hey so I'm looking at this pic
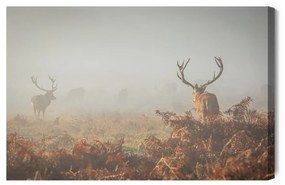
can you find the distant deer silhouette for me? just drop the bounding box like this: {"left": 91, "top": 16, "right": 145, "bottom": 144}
{"left": 66, "top": 88, "right": 85, "bottom": 103}
{"left": 177, "top": 57, "right": 223, "bottom": 122}
{"left": 31, "top": 75, "right": 57, "bottom": 120}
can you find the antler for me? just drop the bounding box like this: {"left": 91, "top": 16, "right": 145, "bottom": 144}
{"left": 31, "top": 76, "right": 57, "bottom": 92}
{"left": 31, "top": 76, "right": 49, "bottom": 92}
{"left": 200, "top": 57, "right": 223, "bottom": 88}
{"left": 48, "top": 75, "right": 58, "bottom": 92}
{"left": 177, "top": 58, "right": 195, "bottom": 89}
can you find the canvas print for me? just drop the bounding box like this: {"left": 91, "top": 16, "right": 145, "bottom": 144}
{"left": 7, "top": 7, "right": 275, "bottom": 180}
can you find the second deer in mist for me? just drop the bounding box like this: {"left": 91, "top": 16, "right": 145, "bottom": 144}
{"left": 177, "top": 57, "right": 224, "bottom": 122}
{"left": 31, "top": 75, "right": 57, "bottom": 120}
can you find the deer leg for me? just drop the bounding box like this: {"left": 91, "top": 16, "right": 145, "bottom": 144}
{"left": 33, "top": 106, "right": 37, "bottom": 120}
{"left": 37, "top": 110, "right": 40, "bottom": 120}
{"left": 43, "top": 110, "right": 45, "bottom": 120}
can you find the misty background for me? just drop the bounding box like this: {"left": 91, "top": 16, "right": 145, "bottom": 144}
{"left": 7, "top": 7, "right": 269, "bottom": 118}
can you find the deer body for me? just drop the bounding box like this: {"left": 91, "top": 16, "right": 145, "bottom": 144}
{"left": 31, "top": 76, "right": 57, "bottom": 120}
{"left": 193, "top": 91, "right": 219, "bottom": 121}
{"left": 31, "top": 93, "right": 55, "bottom": 119}
{"left": 67, "top": 88, "right": 85, "bottom": 102}
{"left": 177, "top": 57, "right": 223, "bottom": 122}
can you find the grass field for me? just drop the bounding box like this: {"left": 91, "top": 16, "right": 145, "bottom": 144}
{"left": 7, "top": 97, "right": 274, "bottom": 180}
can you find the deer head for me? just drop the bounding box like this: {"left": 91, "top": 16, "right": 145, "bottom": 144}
{"left": 177, "top": 57, "right": 223, "bottom": 121}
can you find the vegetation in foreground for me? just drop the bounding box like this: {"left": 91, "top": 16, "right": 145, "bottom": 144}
{"left": 7, "top": 97, "right": 274, "bottom": 180}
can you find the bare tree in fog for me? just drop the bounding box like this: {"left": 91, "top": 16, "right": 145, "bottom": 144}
{"left": 31, "top": 75, "right": 57, "bottom": 120}
{"left": 177, "top": 57, "right": 223, "bottom": 122}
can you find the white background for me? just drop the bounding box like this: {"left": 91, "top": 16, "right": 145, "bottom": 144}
{"left": 1, "top": 0, "right": 284, "bottom": 184}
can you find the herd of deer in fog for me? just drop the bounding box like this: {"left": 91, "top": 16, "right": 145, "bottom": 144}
{"left": 31, "top": 57, "right": 224, "bottom": 122}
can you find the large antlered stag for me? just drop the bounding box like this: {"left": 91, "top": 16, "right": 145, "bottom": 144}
{"left": 177, "top": 57, "right": 223, "bottom": 122}
{"left": 31, "top": 76, "right": 57, "bottom": 120}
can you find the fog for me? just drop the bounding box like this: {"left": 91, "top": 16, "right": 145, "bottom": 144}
{"left": 7, "top": 7, "right": 270, "bottom": 117}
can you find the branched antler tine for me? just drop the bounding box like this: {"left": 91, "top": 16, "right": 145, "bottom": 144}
{"left": 177, "top": 71, "right": 183, "bottom": 80}
{"left": 31, "top": 76, "right": 49, "bottom": 92}
{"left": 176, "top": 62, "right": 183, "bottom": 79}
{"left": 176, "top": 58, "right": 194, "bottom": 88}
{"left": 183, "top": 58, "right": 191, "bottom": 73}
{"left": 53, "top": 84, "right": 58, "bottom": 91}
{"left": 215, "top": 60, "right": 221, "bottom": 67}
{"left": 177, "top": 61, "right": 183, "bottom": 70}
{"left": 48, "top": 75, "right": 56, "bottom": 82}
{"left": 215, "top": 56, "right": 223, "bottom": 68}
{"left": 48, "top": 75, "right": 57, "bottom": 92}
{"left": 31, "top": 76, "right": 37, "bottom": 83}
{"left": 201, "top": 57, "right": 224, "bottom": 88}
{"left": 185, "top": 58, "right": 190, "bottom": 67}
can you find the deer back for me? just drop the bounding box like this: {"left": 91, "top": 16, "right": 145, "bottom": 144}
{"left": 31, "top": 94, "right": 53, "bottom": 111}
{"left": 193, "top": 92, "right": 219, "bottom": 120}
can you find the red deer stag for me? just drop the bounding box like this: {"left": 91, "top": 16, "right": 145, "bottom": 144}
{"left": 31, "top": 76, "right": 57, "bottom": 120}
{"left": 177, "top": 57, "right": 223, "bottom": 122}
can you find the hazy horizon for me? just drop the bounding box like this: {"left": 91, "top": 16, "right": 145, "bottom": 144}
{"left": 7, "top": 7, "right": 270, "bottom": 117}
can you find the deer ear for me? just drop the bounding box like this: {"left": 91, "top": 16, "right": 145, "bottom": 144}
{"left": 194, "top": 84, "right": 198, "bottom": 89}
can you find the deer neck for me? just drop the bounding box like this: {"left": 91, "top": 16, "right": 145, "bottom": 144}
{"left": 43, "top": 93, "right": 53, "bottom": 103}
{"left": 192, "top": 92, "right": 198, "bottom": 103}
{"left": 192, "top": 91, "right": 205, "bottom": 103}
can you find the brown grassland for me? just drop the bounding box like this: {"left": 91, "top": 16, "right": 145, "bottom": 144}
{"left": 7, "top": 97, "right": 274, "bottom": 180}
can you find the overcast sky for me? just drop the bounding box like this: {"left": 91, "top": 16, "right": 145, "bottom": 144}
{"left": 7, "top": 7, "right": 269, "bottom": 115}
